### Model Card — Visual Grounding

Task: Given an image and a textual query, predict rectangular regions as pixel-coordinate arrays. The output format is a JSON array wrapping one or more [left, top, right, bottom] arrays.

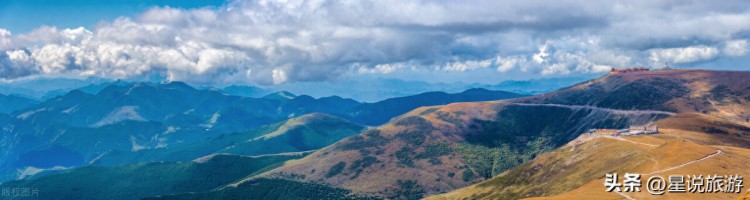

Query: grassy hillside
[[93, 113, 365, 165], [256, 101, 669, 199], [430, 69, 750, 199], [430, 128, 750, 200], [0, 154, 303, 200], [522, 70, 750, 123], [144, 178, 378, 200], [254, 70, 750, 199]]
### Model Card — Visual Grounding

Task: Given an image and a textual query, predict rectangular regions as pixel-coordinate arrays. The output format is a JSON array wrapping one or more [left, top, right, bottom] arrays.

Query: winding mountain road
[[646, 150, 722, 176], [511, 103, 677, 116]]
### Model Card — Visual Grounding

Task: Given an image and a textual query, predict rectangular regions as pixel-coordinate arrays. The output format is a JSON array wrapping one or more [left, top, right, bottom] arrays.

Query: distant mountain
[[481, 77, 591, 95], [0, 80, 523, 183], [0, 94, 37, 114], [264, 77, 591, 102], [0, 154, 305, 200], [347, 88, 526, 125], [0, 77, 110, 100], [92, 113, 365, 165], [222, 85, 269, 97], [261, 91, 297, 100], [0, 82, 335, 182]]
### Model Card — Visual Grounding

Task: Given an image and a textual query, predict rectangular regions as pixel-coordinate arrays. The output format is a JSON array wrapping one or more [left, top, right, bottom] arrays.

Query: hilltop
[[429, 69, 750, 199], [216, 69, 750, 199]]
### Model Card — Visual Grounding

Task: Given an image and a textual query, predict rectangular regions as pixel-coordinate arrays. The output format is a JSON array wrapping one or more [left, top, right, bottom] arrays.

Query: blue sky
[[0, 0, 749, 85], [0, 0, 224, 33]]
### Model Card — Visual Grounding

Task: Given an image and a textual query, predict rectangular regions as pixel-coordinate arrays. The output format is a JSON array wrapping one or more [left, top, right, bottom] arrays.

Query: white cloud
[[532, 44, 549, 64], [649, 46, 720, 64], [495, 56, 524, 72], [272, 68, 288, 85], [1, 0, 750, 82], [442, 59, 493, 72], [541, 63, 570, 75], [358, 63, 406, 74], [724, 40, 748, 57], [0, 29, 13, 50]]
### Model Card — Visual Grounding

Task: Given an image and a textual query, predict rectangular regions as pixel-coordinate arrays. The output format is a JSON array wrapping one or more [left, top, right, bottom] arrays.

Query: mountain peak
[[262, 91, 297, 100], [161, 81, 196, 91]]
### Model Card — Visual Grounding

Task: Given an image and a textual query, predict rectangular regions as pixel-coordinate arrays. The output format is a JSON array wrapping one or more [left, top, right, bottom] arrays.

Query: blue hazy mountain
[[0, 82, 355, 182], [221, 85, 269, 98], [0, 94, 38, 114], [0, 153, 306, 200], [0, 77, 110, 100], [261, 77, 589, 102], [0, 81, 522, 182], [0, 76, 582, 103], [261, 91, 298, 100], [480, 77, 593, 95], [91, 113, 365, 166]]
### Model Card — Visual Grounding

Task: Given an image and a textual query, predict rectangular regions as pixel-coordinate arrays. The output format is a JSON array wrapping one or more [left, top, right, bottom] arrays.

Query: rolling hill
[[208, 69, 750, 199], [429, 69, 750, 199], [0, 81, 365, 181], [91, 113, 366, 165], [0, 80, 523, 183], [0, 153, 305, 200], [4, 69, 747, 199]]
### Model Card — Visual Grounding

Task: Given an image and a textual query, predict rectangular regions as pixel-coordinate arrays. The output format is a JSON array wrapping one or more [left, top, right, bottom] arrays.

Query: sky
[[0, 0, 749, 85]]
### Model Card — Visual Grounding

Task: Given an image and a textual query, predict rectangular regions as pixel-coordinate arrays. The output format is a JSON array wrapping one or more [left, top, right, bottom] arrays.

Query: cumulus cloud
[[0, 29, 13, 50], [0, 0, 749, 83], [1, 50, 37, 78], [495, 56, 527, 72], [442, 59, 493, 72], [272, 68, 288, 85], [532, 44, 550, 64], [357, 63, 408, 74], [649, 46, 720, 64], [724, 40, 749, 56]]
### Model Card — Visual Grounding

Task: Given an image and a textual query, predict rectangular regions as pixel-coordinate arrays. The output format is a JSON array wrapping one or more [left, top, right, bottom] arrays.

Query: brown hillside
[[429, 128, 750, 200], [246, 69, 750, 199], [428, 70, 750, 200], [522, 69, 750, 124]]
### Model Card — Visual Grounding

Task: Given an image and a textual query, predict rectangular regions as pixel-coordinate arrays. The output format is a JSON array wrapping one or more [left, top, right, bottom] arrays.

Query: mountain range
[[171, 69, 749, 199], [0, 81, 523, 183], [1, 69, 749, 199]]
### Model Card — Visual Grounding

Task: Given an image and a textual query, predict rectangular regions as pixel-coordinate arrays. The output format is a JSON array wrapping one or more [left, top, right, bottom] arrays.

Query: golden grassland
[[427, 127, 750, 200]]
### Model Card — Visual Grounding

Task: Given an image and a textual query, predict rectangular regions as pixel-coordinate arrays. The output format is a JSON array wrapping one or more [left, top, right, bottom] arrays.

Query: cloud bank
[[1, 0, 750, 84]]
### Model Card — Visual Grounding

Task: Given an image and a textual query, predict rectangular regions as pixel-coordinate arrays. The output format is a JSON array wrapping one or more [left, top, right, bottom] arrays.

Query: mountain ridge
[[231, 69, 750, 199]]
